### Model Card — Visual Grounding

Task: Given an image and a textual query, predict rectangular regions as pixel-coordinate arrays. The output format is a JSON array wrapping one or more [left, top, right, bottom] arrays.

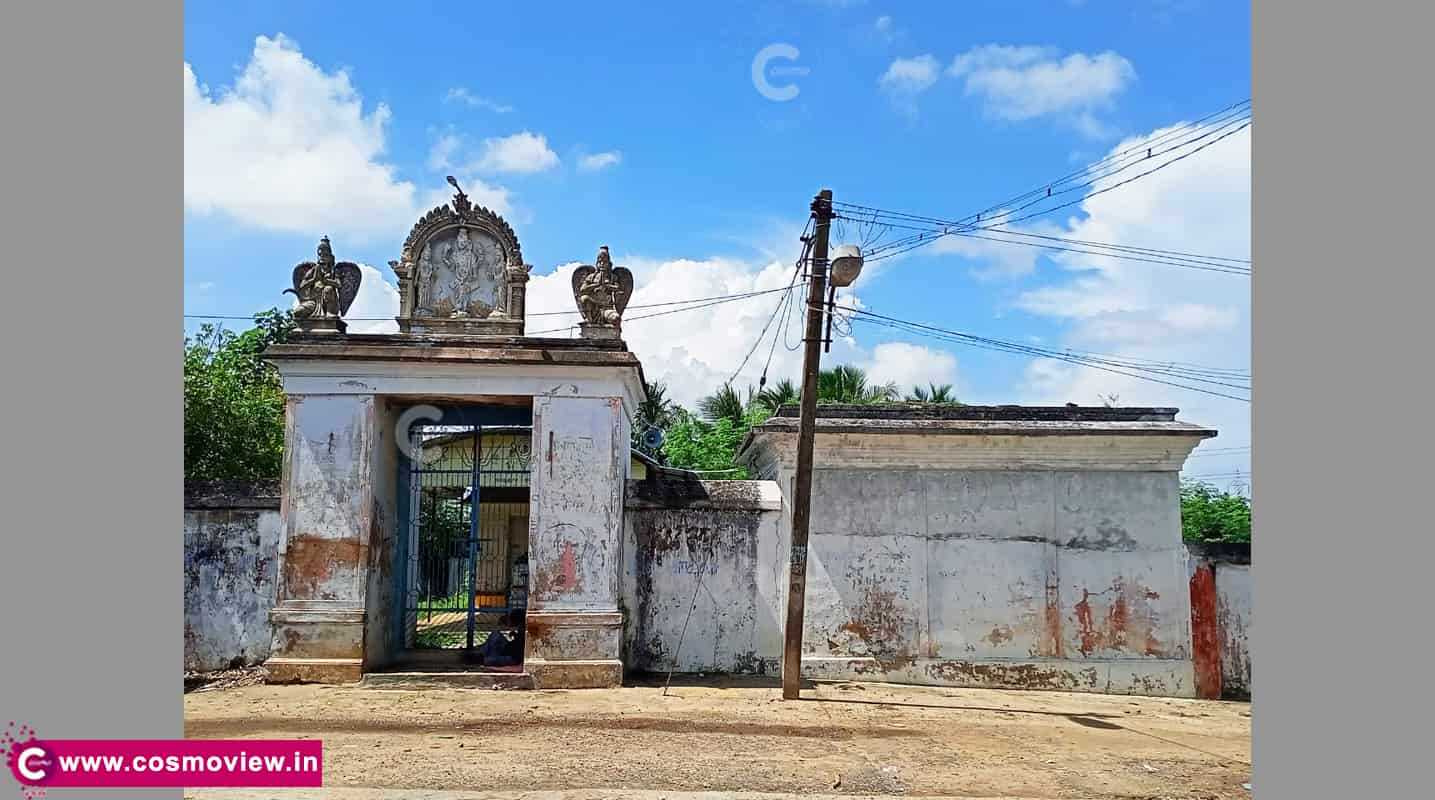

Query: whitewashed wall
[[184, 483, 281, 671], [622, 480, 784, 674]]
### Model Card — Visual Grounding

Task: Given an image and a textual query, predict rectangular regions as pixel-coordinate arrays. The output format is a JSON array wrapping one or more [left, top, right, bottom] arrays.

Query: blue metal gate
[[399, 406, 531, 661]]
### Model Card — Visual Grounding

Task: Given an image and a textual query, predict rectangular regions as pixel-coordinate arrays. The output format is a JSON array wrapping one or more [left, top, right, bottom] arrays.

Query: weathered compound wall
[[1187, 542, 1251, 699], [622, 478, 785, 675], [184, 481, 282, 671], [795, 467, 1197, 696]]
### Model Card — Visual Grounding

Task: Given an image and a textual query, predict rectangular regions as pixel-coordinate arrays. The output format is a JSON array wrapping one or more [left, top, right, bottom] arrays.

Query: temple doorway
[[399, 404, 532, 671]]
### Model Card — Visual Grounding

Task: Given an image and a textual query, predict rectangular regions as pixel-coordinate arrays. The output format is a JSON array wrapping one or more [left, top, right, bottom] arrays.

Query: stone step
[[359, 670, 535, 690]]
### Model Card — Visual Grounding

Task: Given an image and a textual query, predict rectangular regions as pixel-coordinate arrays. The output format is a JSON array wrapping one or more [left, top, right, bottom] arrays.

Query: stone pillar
[[524, 395, 627, 688], [264, 394, 375, 683], [506, 264, 530, 324]]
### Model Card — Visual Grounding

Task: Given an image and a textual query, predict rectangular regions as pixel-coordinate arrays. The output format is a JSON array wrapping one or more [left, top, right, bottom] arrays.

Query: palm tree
[[698, 383, 747, 425], [906, 383, 959, 404], [754, 378, 800, 414], [636, 381, 678, 430], [817, 364, 899, 405], [632, 381, 678, 462]]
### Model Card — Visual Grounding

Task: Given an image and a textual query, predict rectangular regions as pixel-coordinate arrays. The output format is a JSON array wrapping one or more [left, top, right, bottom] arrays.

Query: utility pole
[[782, 188, 833, 700]]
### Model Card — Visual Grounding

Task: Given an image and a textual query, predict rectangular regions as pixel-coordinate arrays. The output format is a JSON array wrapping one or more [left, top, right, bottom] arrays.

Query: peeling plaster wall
[[363, 399, 400, 669], [184, 483, 281, 671], [623, 480, 784, 674], [625, 461, 1200, 696], [797, 468, 1195, 696], [1216, 563, 1251, 697], [528, 396, 624, 611], [278, 394, 374, 605], [1186, 543, 1251, 699]]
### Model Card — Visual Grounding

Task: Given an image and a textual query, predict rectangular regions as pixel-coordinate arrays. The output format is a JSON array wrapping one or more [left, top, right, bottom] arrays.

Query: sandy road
[[183, 676, 1251, 799]]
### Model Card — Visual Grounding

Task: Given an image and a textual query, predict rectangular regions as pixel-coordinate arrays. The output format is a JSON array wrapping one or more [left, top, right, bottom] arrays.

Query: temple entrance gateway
[[262, 179, 645, 687]]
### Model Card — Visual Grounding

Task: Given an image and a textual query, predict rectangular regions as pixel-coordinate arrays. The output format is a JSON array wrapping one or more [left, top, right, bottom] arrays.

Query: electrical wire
[[841, 306, 1251, 402]]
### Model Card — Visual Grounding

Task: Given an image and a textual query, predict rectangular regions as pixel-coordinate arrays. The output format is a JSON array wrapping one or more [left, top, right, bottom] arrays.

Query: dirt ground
[[183, 675, 1251, 800]]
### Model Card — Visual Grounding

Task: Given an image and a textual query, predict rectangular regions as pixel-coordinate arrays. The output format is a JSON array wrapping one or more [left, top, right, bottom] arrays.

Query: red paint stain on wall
[[557, 541, 578, 590], [1043, 574, 1066, 658], [1190, 564, 1222, 700], [1072, 578, 1167, 658]]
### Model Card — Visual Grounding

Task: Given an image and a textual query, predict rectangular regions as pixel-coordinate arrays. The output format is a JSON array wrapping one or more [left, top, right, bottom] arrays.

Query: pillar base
[[265, 602, 366, 683], [264, 657, 363, 684], [524, 610, 623, 688], [526, 659, 623, 689]]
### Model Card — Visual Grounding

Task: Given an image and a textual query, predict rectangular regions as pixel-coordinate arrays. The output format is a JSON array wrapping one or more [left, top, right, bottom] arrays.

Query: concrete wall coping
[[267, 335, 642, 371], [184, 479, 281, 510], [748, 416, 1216, 439], [770, 403, 1183, 422], [1185, 541, 1252, 565], [625, 478, 783, 511]]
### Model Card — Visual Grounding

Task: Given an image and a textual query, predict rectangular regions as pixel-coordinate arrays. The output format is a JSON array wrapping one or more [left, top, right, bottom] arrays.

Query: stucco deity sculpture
[[285, 236, 361, 333], [571, 246, 634, 335]]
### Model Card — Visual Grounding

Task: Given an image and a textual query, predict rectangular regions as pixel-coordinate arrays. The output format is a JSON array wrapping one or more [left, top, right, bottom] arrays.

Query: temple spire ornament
[[284, 235, 362, 334], [571, 246, 634, 339], [389, 179, 531, 336]]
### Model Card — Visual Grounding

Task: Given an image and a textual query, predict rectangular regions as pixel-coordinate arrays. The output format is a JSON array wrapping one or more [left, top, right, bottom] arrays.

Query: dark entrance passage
[[399, 404, 531, 668]]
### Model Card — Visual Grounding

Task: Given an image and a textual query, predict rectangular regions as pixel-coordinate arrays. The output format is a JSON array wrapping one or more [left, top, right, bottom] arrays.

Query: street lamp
[[828, 244, 864, 288]]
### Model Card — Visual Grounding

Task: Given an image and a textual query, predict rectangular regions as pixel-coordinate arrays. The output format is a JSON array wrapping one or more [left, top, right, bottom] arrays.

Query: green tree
[[184, 308, 296, 480], [632, 380, 679, 462], [637, 381, 678, 431], [660, 407, 768, 478], [906, 383, 959, 404], [698, 383, 748, 425], [818, 364, 899, 404], [754, 378, 800, 414], [1180, 481, 1252, 543]]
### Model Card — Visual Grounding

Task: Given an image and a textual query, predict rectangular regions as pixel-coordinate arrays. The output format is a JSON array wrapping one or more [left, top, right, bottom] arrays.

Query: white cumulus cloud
[[947, 44, 1136, 136], [444, 87, 514, 113], [184, 35, 422, 242], [578, 151, 623, 172], [475, 132, 560, 174], [880, 54, 941, 94], [1014, 122, 1251, 484]]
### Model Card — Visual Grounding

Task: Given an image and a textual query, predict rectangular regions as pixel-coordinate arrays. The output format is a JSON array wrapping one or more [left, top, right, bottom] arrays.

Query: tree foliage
[[1180, 481, 1252, 543], [754, 378, 800, 413], [184, 309, 296, 480], [817, 364, 899, 404], [697, 383, 747, 425], [906, 383, 959, 404], [659, 364, 912, 476], [659, 407, 770, 478]]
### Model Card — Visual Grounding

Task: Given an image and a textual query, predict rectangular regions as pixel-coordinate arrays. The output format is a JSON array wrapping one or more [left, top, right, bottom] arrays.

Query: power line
[[842, 305, 1249, 388], [845, 102, 1253, 265], [840, 305, 1251, 402], [840, 220, 1250, 276], [839, 213, 1250, 272], [526, 286, 794, 337], [184, 286, 793, 326], [848, 98, 1251, 237]]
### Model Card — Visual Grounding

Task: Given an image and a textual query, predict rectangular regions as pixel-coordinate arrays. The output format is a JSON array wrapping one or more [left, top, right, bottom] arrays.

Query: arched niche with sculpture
[[389, 177, 533, 337]]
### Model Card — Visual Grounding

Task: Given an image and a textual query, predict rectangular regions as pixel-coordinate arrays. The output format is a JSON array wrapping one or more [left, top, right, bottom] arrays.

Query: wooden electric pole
[[782, 188, 833, 700]]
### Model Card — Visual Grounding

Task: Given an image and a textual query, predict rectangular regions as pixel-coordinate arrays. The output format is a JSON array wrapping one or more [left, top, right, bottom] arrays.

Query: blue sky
[[184, 0, 1251, 488]]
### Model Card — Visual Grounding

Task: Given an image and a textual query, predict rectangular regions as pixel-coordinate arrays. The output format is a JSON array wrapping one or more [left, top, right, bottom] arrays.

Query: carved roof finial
[[445, 175, 472, 216]]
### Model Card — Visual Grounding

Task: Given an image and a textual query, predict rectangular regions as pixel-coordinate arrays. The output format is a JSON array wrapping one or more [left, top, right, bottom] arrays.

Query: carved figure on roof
[[571, 246, 634, 331], [284, 236, 361, 332]]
